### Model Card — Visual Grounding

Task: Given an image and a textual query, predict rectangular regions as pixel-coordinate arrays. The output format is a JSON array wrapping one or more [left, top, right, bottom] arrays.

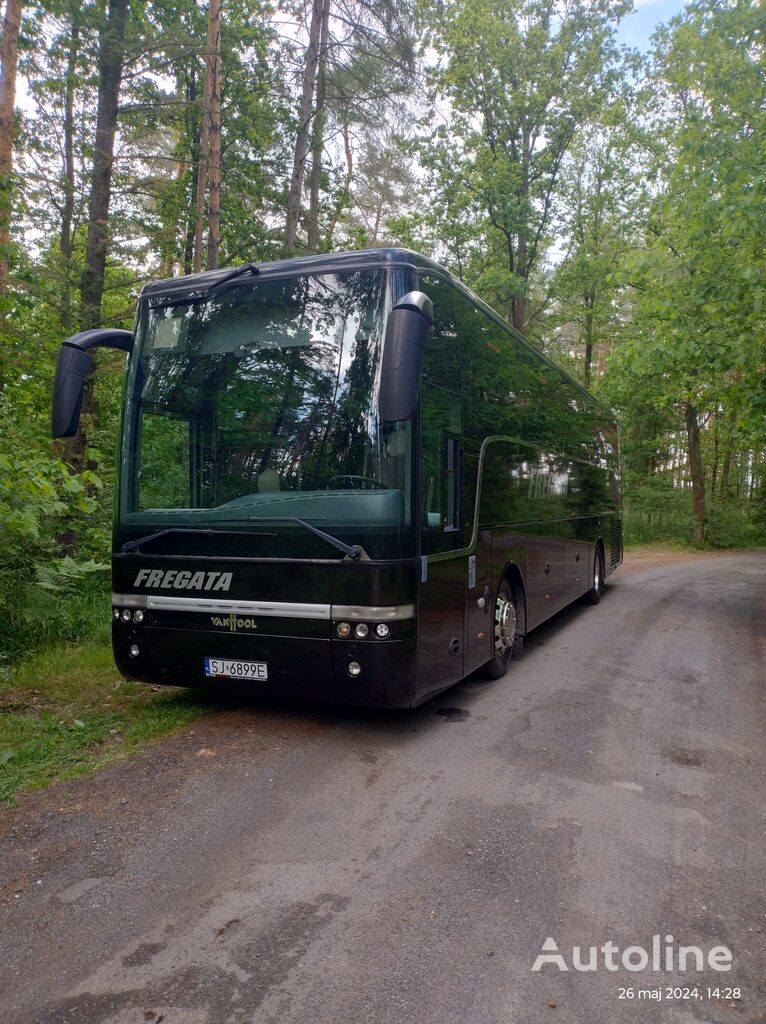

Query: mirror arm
[[62, 327, 134, 354], [52, 328, 134, 438]]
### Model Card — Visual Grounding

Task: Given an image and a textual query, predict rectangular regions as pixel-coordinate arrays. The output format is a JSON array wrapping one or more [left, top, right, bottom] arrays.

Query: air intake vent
[[610, 518, 622, 566]]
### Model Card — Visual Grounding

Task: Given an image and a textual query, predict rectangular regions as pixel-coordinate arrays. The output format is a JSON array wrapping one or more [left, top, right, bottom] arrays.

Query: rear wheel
[[483, 581, 522, 679], [585, 546, 604, 605]]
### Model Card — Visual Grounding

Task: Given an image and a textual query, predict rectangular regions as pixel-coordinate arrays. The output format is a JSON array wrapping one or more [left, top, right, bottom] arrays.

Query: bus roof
[[139, 247, 443, 299]]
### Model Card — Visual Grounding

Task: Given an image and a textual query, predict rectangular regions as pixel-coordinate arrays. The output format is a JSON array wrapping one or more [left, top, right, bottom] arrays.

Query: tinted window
[[419, 276, 480, 552], [121, 269, 416, 560]]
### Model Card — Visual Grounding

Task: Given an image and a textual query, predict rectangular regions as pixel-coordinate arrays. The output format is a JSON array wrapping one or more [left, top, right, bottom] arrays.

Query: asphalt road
[[1, 553, 765, 1024]]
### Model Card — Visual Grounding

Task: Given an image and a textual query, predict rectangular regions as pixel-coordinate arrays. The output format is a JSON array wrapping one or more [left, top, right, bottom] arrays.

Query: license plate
[[204, 658, 268, 680]]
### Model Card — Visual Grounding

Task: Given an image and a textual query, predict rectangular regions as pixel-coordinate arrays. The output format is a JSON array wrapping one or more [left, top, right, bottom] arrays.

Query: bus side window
[[419, 274, 487, 554], [421, 380, 462, 552], [419, 275, 464, 553]]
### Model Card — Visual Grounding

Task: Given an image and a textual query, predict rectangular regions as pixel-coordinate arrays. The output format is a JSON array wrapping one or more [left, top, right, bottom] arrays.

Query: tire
[[483, 580, 522, 680], [585, 546, 604, 605]]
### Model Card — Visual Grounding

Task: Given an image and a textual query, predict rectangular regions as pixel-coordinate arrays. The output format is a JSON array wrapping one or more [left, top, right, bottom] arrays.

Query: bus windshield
[[119, 268, 414, 559]]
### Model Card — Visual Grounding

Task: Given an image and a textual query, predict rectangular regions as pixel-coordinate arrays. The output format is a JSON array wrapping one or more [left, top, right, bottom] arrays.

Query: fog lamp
[[347, 661, 362, 677], [120, 608, 132, 622], [354, 623, 369, 639], [128, 644, 140, 658], [132, 609, 144, 624], [375, 623, 390, 639], [336, 622, 351, 638]]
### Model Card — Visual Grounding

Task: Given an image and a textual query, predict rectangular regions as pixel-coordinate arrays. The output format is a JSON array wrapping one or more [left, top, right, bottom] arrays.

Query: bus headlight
[[374, 623, 390, 639], [129, 644, 140, 658], [113, 608, 120, 620], [347, 661, 362, 677], [354, 623, 369, 639], [336, 622, 351, 638], [120, 608, 132, 622], [132, 609, 144, 624]]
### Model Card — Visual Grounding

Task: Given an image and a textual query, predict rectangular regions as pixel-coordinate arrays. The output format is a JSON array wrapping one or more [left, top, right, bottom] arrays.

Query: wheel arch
[[499, 560, 528, 636], [595, 536, 606, 569]]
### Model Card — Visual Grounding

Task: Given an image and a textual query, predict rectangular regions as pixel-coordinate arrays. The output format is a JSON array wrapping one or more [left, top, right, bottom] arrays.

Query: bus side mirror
[[379, 290, 433, 422], [52, 328, 134, 438]]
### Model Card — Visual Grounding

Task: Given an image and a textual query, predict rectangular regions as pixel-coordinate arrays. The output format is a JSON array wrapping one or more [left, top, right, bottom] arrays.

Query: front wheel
[[483, 582, 522, 680], [585, 547, 604, 605]]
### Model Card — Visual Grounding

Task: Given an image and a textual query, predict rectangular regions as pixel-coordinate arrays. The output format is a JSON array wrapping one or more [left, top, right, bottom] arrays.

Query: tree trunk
[[710, 408, 719, 495], [371, 200, 382, 244], [0, 0, 21, 299], [80, 0, 129, 328], [583, 289, 595, 388], [685, 402, 707, 544], [306, 0, 330, 254], [206, 0, 221, 270], [192, 8, 214, 273], [160, 156, 186, 278], [59, 7, 79, 331], [183, 65, 199, 275], [283, 0, 324, 255], [719, 406, 737, 499], [511, 124, 530, 333], [325, 121, 352, 249], [70, 0, 129, 484], [512, 255, 526, 332]]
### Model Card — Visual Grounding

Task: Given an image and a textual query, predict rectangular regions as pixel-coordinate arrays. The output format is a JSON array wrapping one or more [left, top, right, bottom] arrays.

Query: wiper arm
[[247, 516, 364, 561], [208, 262, 259, 293], [121, 525, 275, 554]]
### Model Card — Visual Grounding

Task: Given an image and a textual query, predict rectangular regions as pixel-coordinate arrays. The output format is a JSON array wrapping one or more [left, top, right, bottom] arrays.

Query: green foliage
[[623, 484, 697, 546], [0, 449, 93, 551], [418, 0, 631, 326], [0, 639, 208, 803], [625, 483, 766, 550]]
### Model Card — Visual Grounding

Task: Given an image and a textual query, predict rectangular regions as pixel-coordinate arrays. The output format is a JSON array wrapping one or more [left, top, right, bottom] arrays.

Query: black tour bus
[[52, 249, 621, 708]]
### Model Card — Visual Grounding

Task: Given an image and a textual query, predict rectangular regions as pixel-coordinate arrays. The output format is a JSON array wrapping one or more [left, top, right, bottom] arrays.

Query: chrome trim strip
[[331, 604, 415, 621], [112, 594, 415, 621], [113, 593, 148, 608], [145, 596, 332, 619]]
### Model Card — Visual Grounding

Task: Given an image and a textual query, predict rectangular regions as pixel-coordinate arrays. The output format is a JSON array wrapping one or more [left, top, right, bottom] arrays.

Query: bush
[[623, 484, 696, 545], [624, 482, 766, 548], [707, 500, 766, 549], [0, 558, 111, 672], [0, 443, 111, 670]]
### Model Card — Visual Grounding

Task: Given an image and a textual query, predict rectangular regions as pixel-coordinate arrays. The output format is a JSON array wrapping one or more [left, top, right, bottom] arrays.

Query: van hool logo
[[531, 935, 733, 973], [132, 569, 233, 591], [210, 614, 258, 633]]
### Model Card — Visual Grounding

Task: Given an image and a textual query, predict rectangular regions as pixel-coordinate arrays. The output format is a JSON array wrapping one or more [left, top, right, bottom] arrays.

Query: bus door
[[417, 385, 466, 696], [418, 555, 466, 694]]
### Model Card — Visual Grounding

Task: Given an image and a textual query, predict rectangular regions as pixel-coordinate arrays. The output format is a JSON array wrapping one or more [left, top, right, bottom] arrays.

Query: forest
[[0, 0, 763, 668]]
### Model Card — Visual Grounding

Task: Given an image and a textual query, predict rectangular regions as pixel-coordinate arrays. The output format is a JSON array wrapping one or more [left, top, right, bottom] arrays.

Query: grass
[[0, 636, 209, 804], [623, 538, 700, 554]]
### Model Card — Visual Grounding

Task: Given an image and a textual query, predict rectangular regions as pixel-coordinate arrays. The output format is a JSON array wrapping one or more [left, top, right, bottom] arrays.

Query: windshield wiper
[[247, 516, 364, 561], [121, 525, 275, 554], [208, 262, 259, 293]]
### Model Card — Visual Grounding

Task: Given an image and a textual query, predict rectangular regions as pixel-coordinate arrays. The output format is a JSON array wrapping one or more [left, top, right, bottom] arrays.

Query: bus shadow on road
[[458, 583, 616, 698], [183, 586, 618, 738]]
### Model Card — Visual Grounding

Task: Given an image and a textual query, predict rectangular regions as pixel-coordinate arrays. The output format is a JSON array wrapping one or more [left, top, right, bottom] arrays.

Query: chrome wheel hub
[[494, 594, 516, 654], [594, 558, 601, 591]]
